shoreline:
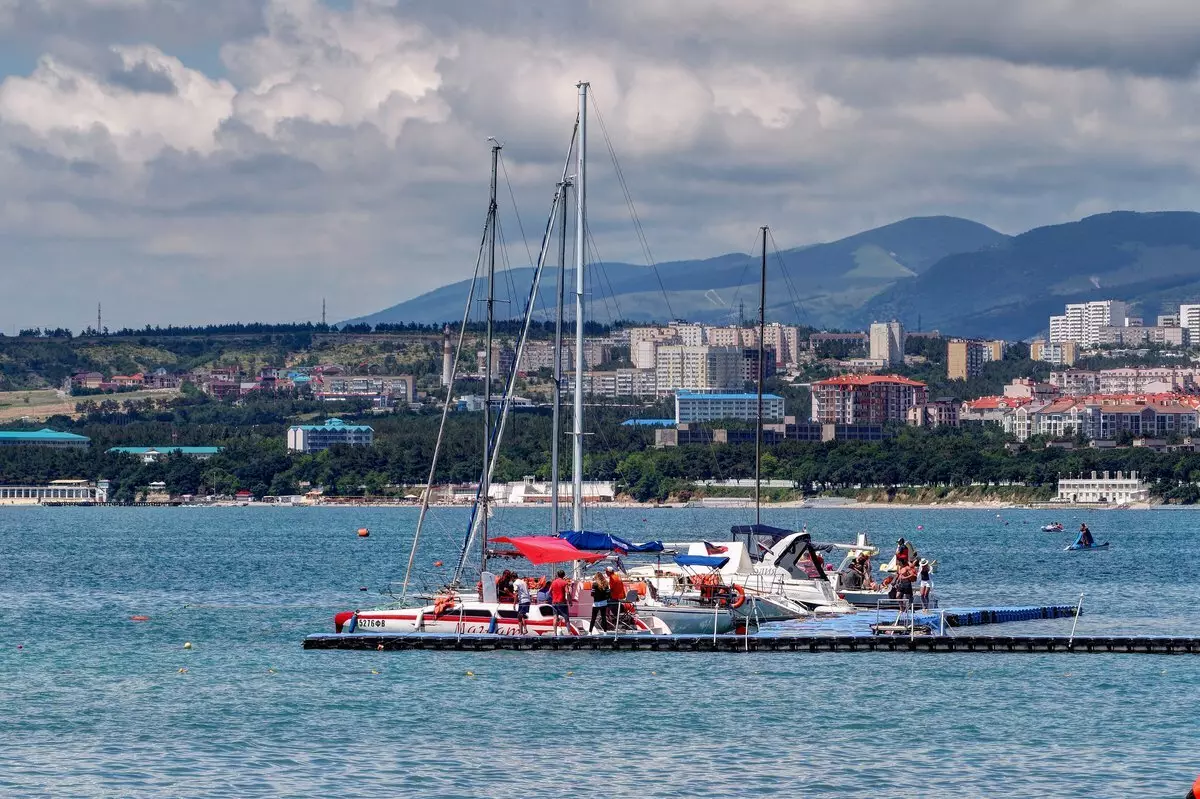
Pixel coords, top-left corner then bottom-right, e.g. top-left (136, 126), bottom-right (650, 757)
top-left (4, 499), bottom-right (1160, 510)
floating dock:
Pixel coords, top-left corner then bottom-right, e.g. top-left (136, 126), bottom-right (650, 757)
top-left (303, 603), bottom-right (1200, 654)
top-left (303, 632), bottom-right (1200, 654)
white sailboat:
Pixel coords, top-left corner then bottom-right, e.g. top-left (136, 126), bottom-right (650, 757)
top-left (331, 83), bottom-right (671, 638)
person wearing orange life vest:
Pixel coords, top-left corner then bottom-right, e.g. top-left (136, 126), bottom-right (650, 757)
top-left (605, 566), bottom-right (626, 630)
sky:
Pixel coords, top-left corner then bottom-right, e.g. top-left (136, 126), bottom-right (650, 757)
top-left (4, 0), bottom-right (1200, 331)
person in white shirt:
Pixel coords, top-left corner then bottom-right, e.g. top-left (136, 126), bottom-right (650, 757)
top-left (513, 576), bottom-right (531, 634)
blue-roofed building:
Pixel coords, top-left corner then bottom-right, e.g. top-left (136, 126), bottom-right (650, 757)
top-left (675, 391), bottom-right (786, 424)
top-left (0, 428), bottom-right (90, 449)
top-left (107, 446), bottom-right (223, 463)
top-left (286, 418), bottom-right (374, 453)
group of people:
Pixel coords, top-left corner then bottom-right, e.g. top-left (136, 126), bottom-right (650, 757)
top-left (888, 537), bottom-right (934, 609)
top-left (585, 567), bottom-right (629, 632)
top-left (493, 566), bottom-right (629, 634)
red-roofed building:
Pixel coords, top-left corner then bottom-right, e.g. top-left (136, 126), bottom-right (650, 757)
top-left (811, 374), bottom-right (927, 425)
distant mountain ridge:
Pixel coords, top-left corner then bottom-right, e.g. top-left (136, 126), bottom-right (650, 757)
top-left (858, 211), bottom-right (1200, 339)
top-left (345, 216), bottom-right (1008, 330)
top-left (348, 211), bottom-right (1200, 340)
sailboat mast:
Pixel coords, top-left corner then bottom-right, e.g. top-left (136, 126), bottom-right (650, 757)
top-left (552, 179), bottom-right (570, 535)
top-left (755, 226), bottom-right (767, 527)
top-left (572, 81), bottom-right (588, 534)
top-left (482, 140), bottom-right (501, 574)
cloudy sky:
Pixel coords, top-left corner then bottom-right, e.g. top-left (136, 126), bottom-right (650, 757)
top-left (3, 0), bottom-right (1200, 331)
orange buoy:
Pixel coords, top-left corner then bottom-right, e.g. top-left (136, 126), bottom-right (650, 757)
top-left (357, 528), bottom-right (369, 537)
top-left (434, 560), bottom-right (443, 567)
top-left (130, 615), bottom-right (150, 622)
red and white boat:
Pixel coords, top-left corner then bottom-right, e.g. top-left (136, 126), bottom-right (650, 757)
top-left (332, 536), bottom-right (670, 636)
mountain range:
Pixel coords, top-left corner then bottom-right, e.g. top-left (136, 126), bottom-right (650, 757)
top-left (348, 211), bottom-right (1200, 340)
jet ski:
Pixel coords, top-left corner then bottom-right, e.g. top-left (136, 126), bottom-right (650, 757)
top-left (1041, 523), bottom-right (1064, 532)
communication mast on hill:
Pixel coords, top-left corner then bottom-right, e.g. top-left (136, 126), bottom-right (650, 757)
top-left (321, 298), bottom-right (327, 327)
top-left (97, 303), bottom-right (102, 335)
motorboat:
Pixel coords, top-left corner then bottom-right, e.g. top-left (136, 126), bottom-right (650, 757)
top-left (657, 531), bottom-right (852, 612)
top-left (624, 554), bottom-right (806, 630)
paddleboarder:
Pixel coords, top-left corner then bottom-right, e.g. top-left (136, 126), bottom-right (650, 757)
top-left (1076, 523), bottom-right (1095, 548)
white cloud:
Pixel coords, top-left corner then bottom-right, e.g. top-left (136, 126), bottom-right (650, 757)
top-left (4, 0), bottom-right (1200, 329)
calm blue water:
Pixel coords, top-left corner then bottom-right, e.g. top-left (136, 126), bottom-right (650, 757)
top-left (2, 505), bottom-right (1198, 798)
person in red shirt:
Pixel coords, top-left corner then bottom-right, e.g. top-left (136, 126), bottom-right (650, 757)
top-left (549, 569), bottom-right (572, 635)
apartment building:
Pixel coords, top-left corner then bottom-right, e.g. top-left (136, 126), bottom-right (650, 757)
top-left (675, 391), bottom-right (785, 423)
top-left (869, 321), bottom-right (905, 368)
top-left (655, 345), bottom-right (744, 395)
top-left (810, 375), bottom-right (927, 425)
top-left (1031, 340), bottom-right (1078, 366)
top-left (581, 368), bottom-right (657, 398)
top-left (947, 338), bottom-right (1005, 380)
top-left (1048, 300), bottom-right (1129, 347)
top-left (286, 418), bottom-right (374, 453)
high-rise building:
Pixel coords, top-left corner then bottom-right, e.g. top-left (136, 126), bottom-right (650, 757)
top-left (810, 375), bottom-right (927, 425)
top-left (1048, 301), bottom-right (1129, 347)
top-left (1179, 305), bottom-right (1200, 345)
top-left (441, 325), bottom-right (453, 387)
top-left (947, 339), bottom-right (1005, 380)
top-left (869, 321), bottom-right (905, 367)
top-left (655, 345), bottom-right (744, 395)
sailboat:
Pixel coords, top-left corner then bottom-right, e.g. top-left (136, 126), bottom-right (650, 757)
top-left (329, 83), bottom-right (671, 638)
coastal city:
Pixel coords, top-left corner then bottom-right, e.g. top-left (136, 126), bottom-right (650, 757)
top-left (4, 296), bottom-right (1200, 508)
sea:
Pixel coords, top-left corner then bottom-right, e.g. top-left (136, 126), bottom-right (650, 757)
top-left (1, 504), bottom-right (1198, 798)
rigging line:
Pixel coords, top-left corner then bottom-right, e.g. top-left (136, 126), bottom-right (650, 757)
top-left (588, 90), bottom-right (675, 320)
top-left (584, 222), bottom-right (621, 323)
top-left (402, 201), bottom-right (492, 601)
top-left (455, 186), bottom-right (568, 579)
top-left (767, 228), bottom-right (810, 326)
top-left (496, 220), bottom-right (519, 324)
top-left (498, 151), bottom-right (537, 272)
top-left (454, 128), bottom-right (579, 581)
top-left (725, 229), bottom-right (774, 326)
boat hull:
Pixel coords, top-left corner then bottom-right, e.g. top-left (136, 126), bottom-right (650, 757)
top-left (635, 604), bottom-right (736, 635)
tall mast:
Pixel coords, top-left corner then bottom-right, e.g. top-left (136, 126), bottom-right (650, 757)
top-left (482, 140), bottom-right (501, 574)
top-left (572, 81), bottom-right (588, 534)
top-left (755, 226), bottom-right (767, 528)
top-left (552, 179), bottom-right (570, 535)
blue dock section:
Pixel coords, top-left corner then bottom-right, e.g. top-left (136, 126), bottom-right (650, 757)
top-left (781, 604), bottom-right (1080, 637)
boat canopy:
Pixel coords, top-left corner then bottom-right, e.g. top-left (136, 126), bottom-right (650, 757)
top-left (489, 536), bottom-right (606, 565)
top-left (558, 530), bottom-right (664, 553)
top-left (730, 523), bottom-right (792, 539)
top-left (674, 554), bottom-right (730, 570)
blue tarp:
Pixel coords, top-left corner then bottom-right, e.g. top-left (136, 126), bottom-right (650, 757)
top-left (674, 554), bottom-right (730, 569)
top-left (558, 530), bottom-right (664, 553)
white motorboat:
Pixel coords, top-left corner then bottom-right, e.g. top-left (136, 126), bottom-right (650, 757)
top-left (625, 554), bottom-right (808, 624)
top-left (657, 534), bottom-right (852, 613)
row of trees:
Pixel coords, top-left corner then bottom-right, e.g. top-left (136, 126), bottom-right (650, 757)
top-left (6, 392), bottom-right (1200, 503)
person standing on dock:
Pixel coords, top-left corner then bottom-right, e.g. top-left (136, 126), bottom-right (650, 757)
top-left (550, 570), bottom-right (571, 635)
top-left (918, 560), bottom-right (933, 610)
top-left (589, 573), bottom-right (610, 632)
top-left (513, 575), bottom-right (531, 634)
top-left (896, 561), bottom-right (917, 609)
top-left (606, 566), bottom-right (626, 630)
